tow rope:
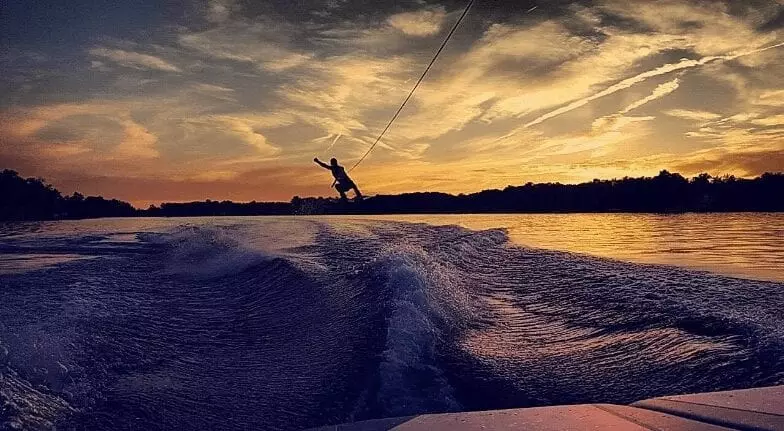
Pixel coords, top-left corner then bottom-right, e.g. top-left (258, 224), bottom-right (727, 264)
top-left (348, 0), bottom-right (476, 173)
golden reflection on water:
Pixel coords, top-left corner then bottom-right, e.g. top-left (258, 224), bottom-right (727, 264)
top-left (374, 213), bottom-right (784, 282)
top-left (3, 214), bottom-right (781, 282)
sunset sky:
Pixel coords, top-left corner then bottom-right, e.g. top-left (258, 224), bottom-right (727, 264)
top-left (2, 0), bottom-right (783, 207)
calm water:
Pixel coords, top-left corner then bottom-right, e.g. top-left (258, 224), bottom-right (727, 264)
top-left (380, 213), bottom-right (784, 282)
top-left (1, 214), bottom-right (782, 430)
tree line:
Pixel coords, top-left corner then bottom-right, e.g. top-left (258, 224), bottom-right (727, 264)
top-left (1, 168), bottom-right (782, 221)
top-left (1, 169), bottom-right (136, 220)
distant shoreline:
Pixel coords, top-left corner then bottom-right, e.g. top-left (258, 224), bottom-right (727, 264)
top-left (6, 210), bottom-right (784, 224)
top-left (2, 169), bottom-right (782, 221)
top-left (143, 208), bottom-right (783, 217)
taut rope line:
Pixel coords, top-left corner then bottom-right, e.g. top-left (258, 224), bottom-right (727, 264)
top-left (348, 0), bottom-right (476, 172)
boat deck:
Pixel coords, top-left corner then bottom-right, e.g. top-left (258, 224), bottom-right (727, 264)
top-left (309, 385), bottom-right (784, 430)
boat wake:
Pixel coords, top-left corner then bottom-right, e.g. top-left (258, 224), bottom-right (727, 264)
top-left (1, 218), bottom-right (782, 430)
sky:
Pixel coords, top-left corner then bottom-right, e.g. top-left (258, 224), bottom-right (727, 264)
top-left (1, 0), bottom-right (783, 207)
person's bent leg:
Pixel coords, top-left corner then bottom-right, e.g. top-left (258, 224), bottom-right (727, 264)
top-left (352, 186), bottom-right (363, 199)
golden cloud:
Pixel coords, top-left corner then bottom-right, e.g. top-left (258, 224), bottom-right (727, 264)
top-left (388, 7), bottom-right (447, 37)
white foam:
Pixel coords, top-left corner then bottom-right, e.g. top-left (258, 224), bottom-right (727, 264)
top-left (144, 225), bottom-right (275, 279)
top-left (375, 244), bottom-right (461, 415)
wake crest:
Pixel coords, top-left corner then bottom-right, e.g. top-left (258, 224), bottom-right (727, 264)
top-left (139, 225), bottom-right (275, 279)
top-left (373, 245), bottom-right (462, 416)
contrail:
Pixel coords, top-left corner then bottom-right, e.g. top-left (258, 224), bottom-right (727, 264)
top-left (589, 77), bottom-right (681, 134)
top-left (521, 41), bottom-right (784, 129)
top-left (621, 78), bottom-right (680, 114)
top-left (326, 133), bottom-right (342, 152)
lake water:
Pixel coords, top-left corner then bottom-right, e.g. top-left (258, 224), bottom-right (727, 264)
top-left (377, 213), bottom-right (784, 282)
top-left (1, 213), bottom-right (782, 430)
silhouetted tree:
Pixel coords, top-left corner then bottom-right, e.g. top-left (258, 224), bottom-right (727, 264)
top-left (1, 170), bottom-right (63, 220)
top-left (2, 168), bottom-right (782, 220)
top-left (0, 169), bottom-right (136, 220)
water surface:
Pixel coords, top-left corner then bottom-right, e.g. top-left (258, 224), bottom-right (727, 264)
top-left (381, 213), bottom-right (783, 282)
top-left (0, 215), bottom-right (782, 430)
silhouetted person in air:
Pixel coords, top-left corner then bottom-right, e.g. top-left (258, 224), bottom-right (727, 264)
top-left (314, 157), bottom-right (363, 202)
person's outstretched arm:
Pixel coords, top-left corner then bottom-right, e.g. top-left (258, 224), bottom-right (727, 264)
top-left (313, 158), bottom-right (330, 169)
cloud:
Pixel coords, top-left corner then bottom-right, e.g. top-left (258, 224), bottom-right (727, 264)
top-left (522, 42), bottom-right (784, 129)
top-left (727, 113), bottom-right (762, 122)
top-left (178, 23), bottom-right (311, 72)
top-left (388, 7), bottom-right (447, 37)
top-left (89, 48), bottom-right (182, 72)
top-left (113, 117), bottom-right (160, 159)
top-left (213, 112), bottom-right (297, 129)
top-left (206, 0), bottom-right (236, 23)
top-left (755, 89), bottom-right (784, 106)
top-left (1, 103), bottom-right (160, 163)
top-left (599, 0), bottom-right (780, 56)
top-left (621, 78), bottom-right (681, 113)
top-left (751, 114), bottom-right (784, 126)
top-left (591, 115), bottom-right (656, 134)
top-left (211, 115), bottom-right (281, 156)
top-left (665, 109), bottom-right (723, 121)
top-left (672, 140), bottom-right (784, 177)
top-left (274, 53), bottom-right (416, 156)
top-left (554, 123), bottom-right (653, 156)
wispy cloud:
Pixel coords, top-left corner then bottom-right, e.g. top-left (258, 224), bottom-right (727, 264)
top-left (621, 78), bottom-right (681, 114)
top-left (210, 116), bottom-right (281, 156)
top-left (755, 89), bottom-right (784, 106)
top-left (89, 48), bottom-right (182, 72)
top-left (388, 7), bottom-right (447, 37)
top-left (751, 114), bottom-right (784, 126)
top-left (665, 109), bottom-right (723, 121)
top-left (114, 117), bottom-right (159, 159)
top-left (178, 23), bottom-right (311, 72)
top-left (522, 42), bottom-right (784, 129)
top-left (206, 0), bottom-right (236, 23)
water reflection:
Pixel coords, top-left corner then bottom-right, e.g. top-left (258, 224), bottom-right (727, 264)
top-left (370, 213), bottom-right (784, 282)
top-left (1, 214), bottom-right (781, 281)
